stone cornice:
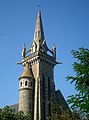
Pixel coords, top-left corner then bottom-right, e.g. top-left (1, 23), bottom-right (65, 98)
top-left (19, 87), bottom-right (32, 91)
top-left (22, 51), bottom-right (57, 67)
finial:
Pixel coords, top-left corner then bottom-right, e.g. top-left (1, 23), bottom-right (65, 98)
top-left (52, 43), bottom-right (56, 58)
top-left (53, 43), bottom-right (56, 48)
top-left (38, 5), bottom-right (41, 14)
top-left (38, 5), bottom-right (40, 8)
top-left (23, 43), bottom-right (26, 48)
top-left (33, 6), bottom-right (45, 42)
top-left (22, 43), bottom-right (26, 58)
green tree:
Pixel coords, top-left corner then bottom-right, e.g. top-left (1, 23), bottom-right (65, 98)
top-left (0, 106), bottom-right (16, 120)
top-left (51, 101), bottom-right (62, 120)
top-left (60, 111), bottom-right (81, 120)
top-left (16, 111), bottom-right (31, 120)
top-left (0, 106), bottom-right (31, 120)
top-left (51, 101), bottom-right (81, 120)
top-left (67, 47), bottom-right (89, 118)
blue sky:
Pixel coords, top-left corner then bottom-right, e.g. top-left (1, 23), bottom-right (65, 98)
top-left (0, 0), bottom-right (89, 108)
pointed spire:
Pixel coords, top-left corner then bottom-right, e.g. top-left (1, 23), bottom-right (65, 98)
top-left (33, 9), bottom-right (45, 42)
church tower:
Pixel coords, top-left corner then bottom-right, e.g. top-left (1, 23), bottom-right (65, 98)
top-left (18, 9), bottom-right (58, 120)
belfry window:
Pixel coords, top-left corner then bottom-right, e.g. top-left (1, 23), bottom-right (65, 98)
top-left (48, 77), bottom-right (51, 101)
top-left (42, 75), bottom-right (45, 99)
top-left (25, 81), bottom-right (27, 86)
top-left (42, 101), bottom-right (46, 120)
top-left (35, 43), bottom-right (37, 51)
top-left (42, 75), bottom-right (46, 120)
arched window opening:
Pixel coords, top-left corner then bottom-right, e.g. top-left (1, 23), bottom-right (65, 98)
top-left (48, 77), bottom-right (51, 101)
top-left (42, 75), bottom-right (45, 99)
top-left (25, 81), bottom-right (27, 86)
top-left (30, 102), bottom-right (31, 110)
top-left (42, 75), bottom-right (46, 120)
top-left (30, 81), bottom-right (32, 87)
top-left (35, 43), bottom-right (37, 51)
top-left (20, 81), bottom-right (22, 87)
top-left (42, 101), bottom-right (46, 120)
top-left (48, 103), bottom-right (51, 118)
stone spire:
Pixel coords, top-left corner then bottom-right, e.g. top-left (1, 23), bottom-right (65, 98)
top-left (33, 9), bottom-right (45, 42)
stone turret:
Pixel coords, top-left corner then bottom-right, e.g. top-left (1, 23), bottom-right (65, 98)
top-left (19, 63), bottom-right (34, 117)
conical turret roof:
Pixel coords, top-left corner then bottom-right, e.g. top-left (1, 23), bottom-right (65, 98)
top-left (19, 63), bottom-right (34, 80)
top-left (33, 9), bottom-right (45, 42)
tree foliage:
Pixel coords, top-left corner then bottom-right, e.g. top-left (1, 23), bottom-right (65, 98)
top-left (0, 103), bottom-right (84, 120)
top-left (51, 101), bottom-right (81, 120)
top-left (0, 106), bottom-right (31, 120)
top-left (51, 102), bottom-right (62, 120)
top-left (67, 47), bottom-right (89, 118)
top-left (50, 99), bottom-right (81, 120)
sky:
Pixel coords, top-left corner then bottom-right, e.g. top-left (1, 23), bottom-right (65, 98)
top-left (0, 0), bottom-right (89, 108)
